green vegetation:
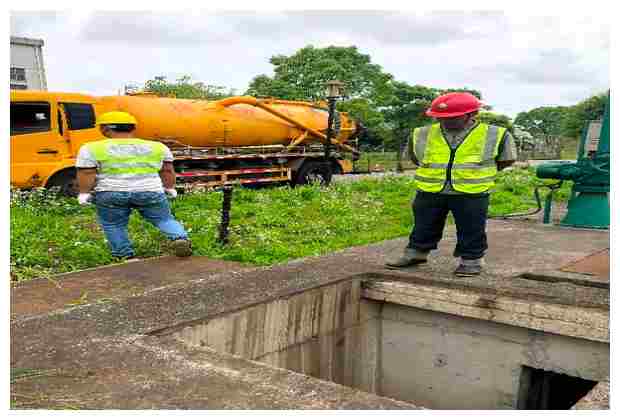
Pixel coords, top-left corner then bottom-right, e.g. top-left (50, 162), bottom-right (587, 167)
top-left (142, 75), bottom-right (235, 100)
top-left (11, 169), bottom-right (570, 282)
top-left (560, 138), bottom-right (579, 160)
top-left (514, 93), bottom-right (608, 140)
top-left (353, 152), bottom-right (417, 172)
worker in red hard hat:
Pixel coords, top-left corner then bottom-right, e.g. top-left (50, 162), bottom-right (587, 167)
top-left (386, 92), bottom-right (517, 276)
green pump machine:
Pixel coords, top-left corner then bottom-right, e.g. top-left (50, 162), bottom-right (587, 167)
top-left (535, 92), bottom-right (610, 228)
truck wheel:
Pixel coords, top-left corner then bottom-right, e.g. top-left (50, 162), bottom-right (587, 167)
top-left (46, 169), bottom-right (78, 197)
top-left (293, 161), bottom-right (333, 186)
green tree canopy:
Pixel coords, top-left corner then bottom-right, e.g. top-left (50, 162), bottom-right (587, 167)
top-left (143, 75), bottom-right (235, 100)
top-left (561, 93), bottom-right (607, 139)
top-left (245, 45), bottom-right (394, 104)
top-left (513, 106), bottom-right (569, 137)
top-left (514, 92), bottom-right (607, 139)
top-left (477, 111), bottom-right (514, 133)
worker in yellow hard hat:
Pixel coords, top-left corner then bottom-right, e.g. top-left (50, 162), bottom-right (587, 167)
top-left (75, 111), bottom-right (192, 260)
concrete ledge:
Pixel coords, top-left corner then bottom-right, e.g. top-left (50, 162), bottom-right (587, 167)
top-left (11, 334), bottom-right (418, 409)
top-left (360, 273), bottom-right (608, 343)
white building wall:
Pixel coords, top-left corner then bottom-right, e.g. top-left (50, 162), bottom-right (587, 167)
top-left (10, 37), bottom-right (47, 91)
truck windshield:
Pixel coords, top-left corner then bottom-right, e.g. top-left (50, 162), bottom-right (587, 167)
top-left (11, 102), bottom-right (51, 135)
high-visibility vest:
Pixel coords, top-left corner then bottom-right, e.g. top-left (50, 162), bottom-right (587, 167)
top-left (85, 138), bottom-right (167, 176)
top-left (410, 123), bottom-right (506, 194)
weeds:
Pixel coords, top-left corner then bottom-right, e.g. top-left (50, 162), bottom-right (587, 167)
top-left (10, 169), bottom-right (570, 281)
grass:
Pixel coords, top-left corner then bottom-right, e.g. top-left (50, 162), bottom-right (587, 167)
top-left (560, 138), bottom-right (579, 160)
top-left (10, 168), bottom-right (571, 282)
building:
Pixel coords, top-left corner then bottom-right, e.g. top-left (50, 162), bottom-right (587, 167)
top-left (10, 36), bottom-right (47, 91)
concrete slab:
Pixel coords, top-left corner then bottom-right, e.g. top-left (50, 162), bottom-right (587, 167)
top-left (11, 256), bottom-right (249, 319)
top-left (561, 249), bottom-right (609, 278)
top-left (360, 272), bottom-right (608, 342)
top-left (11, 219), bottom-right (609, 409)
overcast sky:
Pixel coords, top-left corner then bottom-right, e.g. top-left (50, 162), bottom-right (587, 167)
top-left (10, 11), bottom-right (609, 117)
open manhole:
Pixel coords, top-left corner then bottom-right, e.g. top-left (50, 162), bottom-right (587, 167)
top-left (517, 366), bottom-right (598, 409)
top-left (156, 275), bottom-right (609, 410)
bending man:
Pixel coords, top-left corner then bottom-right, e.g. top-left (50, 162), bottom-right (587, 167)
top-left (76, 111), bottom-right (192, 260)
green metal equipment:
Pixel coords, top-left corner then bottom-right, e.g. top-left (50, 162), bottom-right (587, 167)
top-left (536, 93), bottom-right (610, 228)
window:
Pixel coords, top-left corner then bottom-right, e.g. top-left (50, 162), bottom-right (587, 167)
top-left (11, 102), bottom-right (51, 135)
top-left (61, 103), bottom-right (96, 130)
top-left (10, 67), bottom-right (26, 82)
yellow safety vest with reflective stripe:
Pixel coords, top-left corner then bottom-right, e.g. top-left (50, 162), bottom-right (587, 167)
top-left (85, 138), bottom-right (167, 176)
top-left (410, 123), bottom-right (506, 194)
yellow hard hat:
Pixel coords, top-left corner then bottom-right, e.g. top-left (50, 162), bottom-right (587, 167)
top-left (97, 111), bottom-right (138, 126)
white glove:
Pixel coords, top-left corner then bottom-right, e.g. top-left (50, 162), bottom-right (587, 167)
top-left (164, 188), bottom-right (178, 198)
top-left (78, 193), bottom-right (92, 205)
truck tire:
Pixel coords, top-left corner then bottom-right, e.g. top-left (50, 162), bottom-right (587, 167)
top-left (46, 169), bottom-right (78, 197)
top-left (293, 161), bottom-right (333, 186)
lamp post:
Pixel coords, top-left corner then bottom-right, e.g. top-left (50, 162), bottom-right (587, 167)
top-left (324, 80), bottom-right (345, 160)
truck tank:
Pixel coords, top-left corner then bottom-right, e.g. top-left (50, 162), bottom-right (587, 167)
top-left (98, 94), bottom-right (358, 152)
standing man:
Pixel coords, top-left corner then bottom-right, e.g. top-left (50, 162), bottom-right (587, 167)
top-left (386, 92), bottom-right (517, 276)
top-left (76, 111), bottom-right (192, 260)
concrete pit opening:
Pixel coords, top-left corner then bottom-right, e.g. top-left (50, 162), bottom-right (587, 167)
top-left (517, 366), bottom-right (598, 409)
top-left (156, 273), bottom-right (609, 410)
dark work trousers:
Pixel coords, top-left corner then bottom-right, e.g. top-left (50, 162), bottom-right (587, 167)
top-left (408, 191), bottom-right (490, 260)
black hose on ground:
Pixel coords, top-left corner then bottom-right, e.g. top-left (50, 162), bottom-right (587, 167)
top-left (488, 182), bottom-right (563, 219)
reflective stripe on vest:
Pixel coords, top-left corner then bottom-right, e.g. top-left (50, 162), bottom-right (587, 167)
top-left (412, 123), bottom-right (506, 194)
top-left (86, 139), bottom-right (166, 176)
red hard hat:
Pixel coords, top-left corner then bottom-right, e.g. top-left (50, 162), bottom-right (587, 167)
top-left (426, 92), bottom-right (482, 118)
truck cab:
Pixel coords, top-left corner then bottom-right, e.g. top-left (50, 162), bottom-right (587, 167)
top-left (10, 90), bottom-right (102, 193)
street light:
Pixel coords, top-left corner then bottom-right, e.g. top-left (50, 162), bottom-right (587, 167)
top-left (326, 80), bottom-right (345, 99)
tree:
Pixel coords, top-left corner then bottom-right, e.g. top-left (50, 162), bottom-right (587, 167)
top-left (245, 45), bottom-right (394, 104)
top-left (379, 83), bottom-right (485, 150)
top-left (477, 111), bottom-right (514, 133)
top-left (513, 106), bottom-right (569, 137)
top-left (337, 98), bottom-right (387, 150)
top-left (245, 45), bottom-right (486, 151)
top-left (561, 93), bottom-right (607, 139)
top-left (513, 92), bottom-right (608, 140)
top-left (246, 45), bottom-right (396, 149)
top-left (143, 75), bottom-right (235, 100)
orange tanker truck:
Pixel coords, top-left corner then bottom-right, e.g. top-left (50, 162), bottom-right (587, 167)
top-left (10, 89), bottom-right (362, 195)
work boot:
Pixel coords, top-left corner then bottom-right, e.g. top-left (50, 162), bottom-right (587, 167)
top-left (171, 239), bottom-right (192, 258)
top-left (385, 248), bottom-right (428, 269)
top-left (112, 255), bottom-right (139, 263)
top-left (454, 258), bottom-right (483, 277)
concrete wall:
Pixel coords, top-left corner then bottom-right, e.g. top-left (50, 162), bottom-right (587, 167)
top-left (170, 280), bottom-right (608, 410)
top-left (172, 280), bottom-right (382, 393)
top-left (379, 304), bottom-right (609, 409)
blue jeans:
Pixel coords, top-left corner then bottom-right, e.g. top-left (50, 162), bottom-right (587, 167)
top-left (94, 191), bottom-right (188, 258)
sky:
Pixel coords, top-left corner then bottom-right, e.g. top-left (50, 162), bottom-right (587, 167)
top-left (9, 10), bottom-right (610, 118)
